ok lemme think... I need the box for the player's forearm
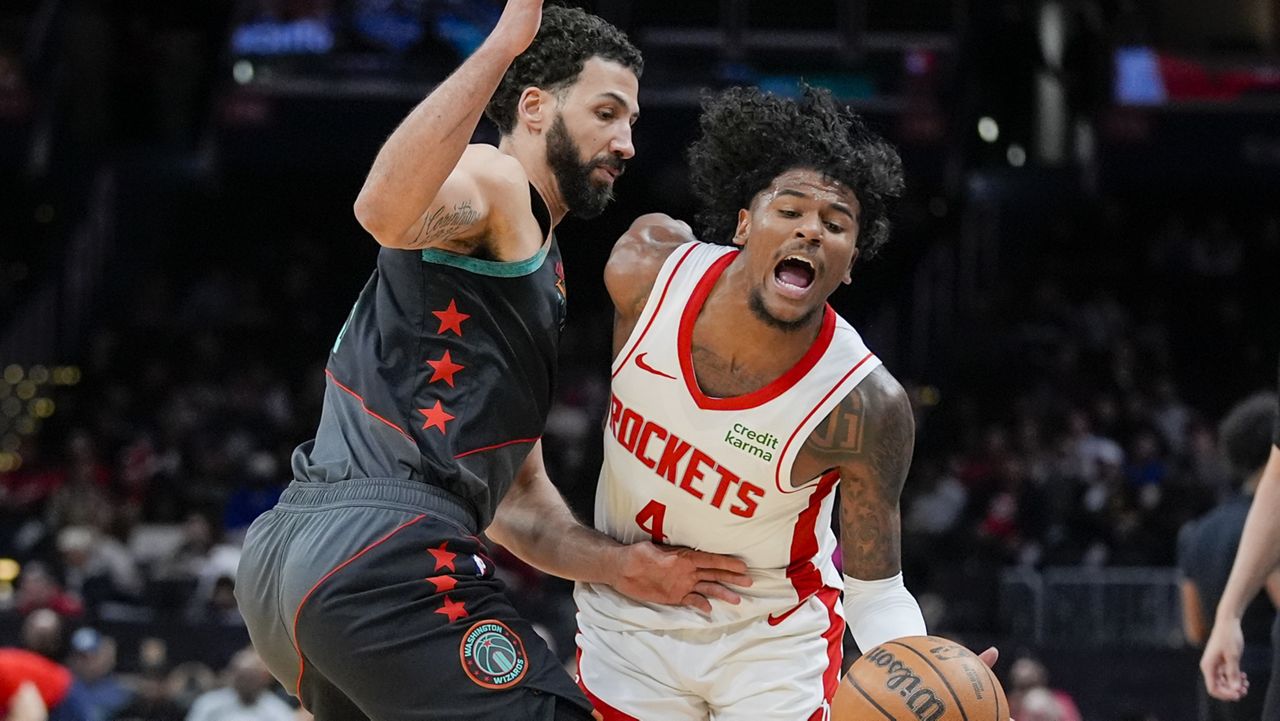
[487,474,624,586]
[353,42,515,242]
[1217,446,1280,621]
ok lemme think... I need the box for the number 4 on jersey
[635,500,668,543]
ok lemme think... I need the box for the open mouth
[773,255,816,292]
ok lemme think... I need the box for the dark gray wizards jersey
[292,188,565,528]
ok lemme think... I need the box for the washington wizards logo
[553,261,567,300]
[459,620,528,689]
[552,260,568,331]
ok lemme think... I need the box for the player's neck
[499,136,568,226]
[701,270,826,365]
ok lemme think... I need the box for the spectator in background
[20,610,66,662]
[1018,687,1065,721]
[1200,364,1280,716]
[183,650,291,721]
[219,453,283,537]
[6,682,48,721]
[66,629,131,721]
[109,671,183,721]
[0,647,92,721]
[1179,391,1279,721]
[54,527,142,609]
[1007,656,1083,721]
[15,564,83,620]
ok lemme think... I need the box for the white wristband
[842,572,927,652]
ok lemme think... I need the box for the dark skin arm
[792,365,912,580]
[817,368,1003,719]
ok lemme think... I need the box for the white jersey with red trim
[575,241,881,632]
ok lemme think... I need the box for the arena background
[1,1,1278,719]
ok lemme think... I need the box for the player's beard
[546,114,622,220]
[748,288,816,332]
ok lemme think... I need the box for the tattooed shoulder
[831,366,915,579]
[407,200,482,248]
[806,366,914,494]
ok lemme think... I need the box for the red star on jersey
[418,401,454,434]
[435,595,468,623]
[428,543,457,572]
[432,300,470,337]
[426,350,465,387]
[425,575,457,593]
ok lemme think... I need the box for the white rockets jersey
[575,242,882,631]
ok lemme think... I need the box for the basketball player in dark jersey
[234,3,751,720]
[1202,356,1280,719]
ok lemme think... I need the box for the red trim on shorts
[774,352,875,494]
[575,648,641,721]
[613,242,700,380]
[324,369,412,441]
[784,470,840,603]
[817,586,845,710]
[290,514,426,702]
[453,436,540,459]
[677,252,837,411]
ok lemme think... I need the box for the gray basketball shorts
[235,478,593,721]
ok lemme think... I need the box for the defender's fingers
[682,593,712,613]
[697,568,754,587]
[683,550,748,573]
[693,581,741,605]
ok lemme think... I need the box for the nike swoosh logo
[767,598,809,626]
[635,353,677,380]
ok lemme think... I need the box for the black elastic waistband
[276,478,478,534]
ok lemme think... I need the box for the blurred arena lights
[977,116,999,143]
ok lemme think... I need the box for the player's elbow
[353,193,401,247]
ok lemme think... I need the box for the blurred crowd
[1,2,1278,720]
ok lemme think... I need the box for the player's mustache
[590,155,627,176]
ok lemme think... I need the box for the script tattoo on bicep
[407,200,481,248]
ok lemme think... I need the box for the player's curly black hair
[484,6,643,136]
[687,85,905,259]
[1219,391,1278,480]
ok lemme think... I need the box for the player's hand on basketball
[490,0,543,57]
[1201,617,1249,700]
[612,542,752,613]
[978,646,998,669]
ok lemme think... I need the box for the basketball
[836,636,1008,721]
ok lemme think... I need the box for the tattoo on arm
[824,368,914,579]
[406,200,481,248]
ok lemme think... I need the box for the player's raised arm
[352,0,543,249]
[816,366,928,651]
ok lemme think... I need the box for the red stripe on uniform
[453,436,540,459]
[290,514,425,702]
[817,586,845,706]
[774,352,875,494]
[785,470,841,603]
[324,369,413,441]
[575,648,642,721]
[612,243,700,380]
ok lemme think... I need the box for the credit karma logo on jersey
[724,423,779,461]
[608,394,763,518]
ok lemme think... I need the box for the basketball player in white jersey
[573,85,947,720]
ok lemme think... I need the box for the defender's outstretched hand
[612,542,753,613]
[1201,617,1250,700]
